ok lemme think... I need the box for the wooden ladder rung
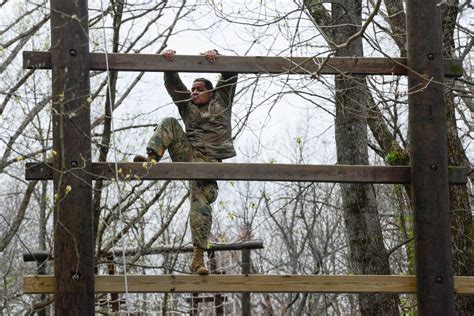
[23,275,474,294]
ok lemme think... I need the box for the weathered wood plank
[23,275,474,294]
[24,162,469,184]
[23,51,463,77]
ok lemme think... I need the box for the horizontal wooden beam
[23,240,264,262]
[24,162,469,184]
[23,275,474,294]
[23,51,463,77]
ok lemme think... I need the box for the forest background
[0,0,472,314]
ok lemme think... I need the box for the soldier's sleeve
[214,72,238,108]
[163,71,191,108]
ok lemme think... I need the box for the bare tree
[304,1,400,313]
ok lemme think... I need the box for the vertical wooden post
[50,0,94,314]
[208,251,224,315]
[241,249,251,316]
[406,0,455,314]
[107,256,120,313]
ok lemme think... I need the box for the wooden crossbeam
[25,162,469,184]
[23,51,463,77]
[23,240,264,262]
[23,275,474,294]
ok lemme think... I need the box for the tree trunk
[331,1,399,314]
[446,73,474,314]
[442,1,474,311]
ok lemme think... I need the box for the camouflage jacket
[163,71,238,160]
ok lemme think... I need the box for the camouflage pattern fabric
[145,117,218,249]
[163,71,238,160]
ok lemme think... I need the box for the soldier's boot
[133,148,161,163]
[133,155,148,162]
[190,246,209,275]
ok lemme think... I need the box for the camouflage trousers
[147,117,218,249]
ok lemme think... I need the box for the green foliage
[384,150,410,165]
[449,63,463,76]
[226,211,235,221]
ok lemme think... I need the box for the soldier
[134,49,238,275]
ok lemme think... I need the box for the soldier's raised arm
[215,71,238,108]
[162,49,190,105]
[202,49,238,107]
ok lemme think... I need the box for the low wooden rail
[23,52,463,77]
[24,275,474,294]
[24,241,263,315]
[23,240,264,262]
[25,162,470,184]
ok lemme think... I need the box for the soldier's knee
[196,181,218,204]
[204,189,217,204]
[160,117,179,128]
[195,205,212,217]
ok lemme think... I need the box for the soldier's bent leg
[146,117,192,162]
[189,180,218,249]
[189,180,218,274]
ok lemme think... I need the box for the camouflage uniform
[146,71,237,249]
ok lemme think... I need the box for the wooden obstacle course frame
[22,0,468,313]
